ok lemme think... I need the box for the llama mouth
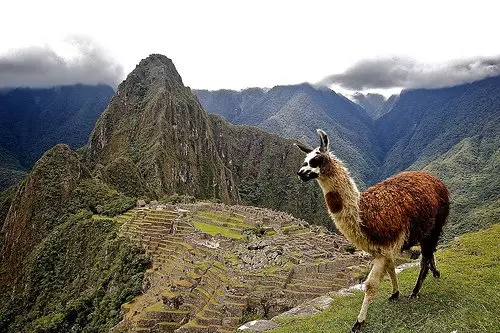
[297,171,318,182]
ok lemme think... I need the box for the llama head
[295,129,330,182]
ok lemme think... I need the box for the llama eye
[309,156,322,168]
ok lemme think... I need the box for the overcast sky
[1,0,499,95]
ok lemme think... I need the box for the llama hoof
[350,320,365,332]
[409,293,419,299]
[432,270,441,278]
[389,290,400,300]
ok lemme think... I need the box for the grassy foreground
[272,224,500,333]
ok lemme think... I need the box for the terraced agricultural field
[114,203,368,332]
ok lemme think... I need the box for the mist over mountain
[0,84,113,190]
[319,55,500,90]
[0,36,124,89]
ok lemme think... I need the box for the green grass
[197,210,250,227]
[271,224,500,333]
[192,220,244,239]
[92,214,115,221]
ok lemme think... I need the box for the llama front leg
[351,257,386,332]
[386,258,400,300]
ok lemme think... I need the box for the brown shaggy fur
[359,172,450,248]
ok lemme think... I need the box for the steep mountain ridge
[85,55,237,202]
[0,145,148,332]
[0,144,87,284]
[85,54,327,225]
[376,75,500,179]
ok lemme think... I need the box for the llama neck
[316,157,366,247]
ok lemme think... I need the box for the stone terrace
[114,203,368,332]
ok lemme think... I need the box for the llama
[295,129,449,332]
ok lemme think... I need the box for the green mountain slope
[209,114,328,224]
[0,145,148,333]
[376,76,500,180]
[420,134,500,241]
[0,84,113,190]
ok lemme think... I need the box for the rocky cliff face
[86,55,237,202]
[0,144,87,283]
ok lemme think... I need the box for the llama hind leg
[428,204,448,278]
[385,258,400,300]
[410,256,430,298]
[429,255,440,278]
[351,257,386,332]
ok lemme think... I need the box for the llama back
[359,171,449,248]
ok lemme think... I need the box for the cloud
[0,36,124,88]
[319,56,500,90]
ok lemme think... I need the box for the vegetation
[192,220,244,239]
[162,193,196,204]
[271,224,500,333]
[0,185,17,248]
[0,146,148,333]
[0,211,150,333]
[68,179,136,217]
[422,134,500,241]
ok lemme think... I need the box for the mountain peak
[120,54,185,92]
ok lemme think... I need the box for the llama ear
[317,129,329,152]
[294,142,313,154]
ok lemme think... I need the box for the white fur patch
[299,148,321,175]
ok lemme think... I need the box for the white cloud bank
[0,36,123,89]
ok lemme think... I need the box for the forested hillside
[0,84,113,190]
